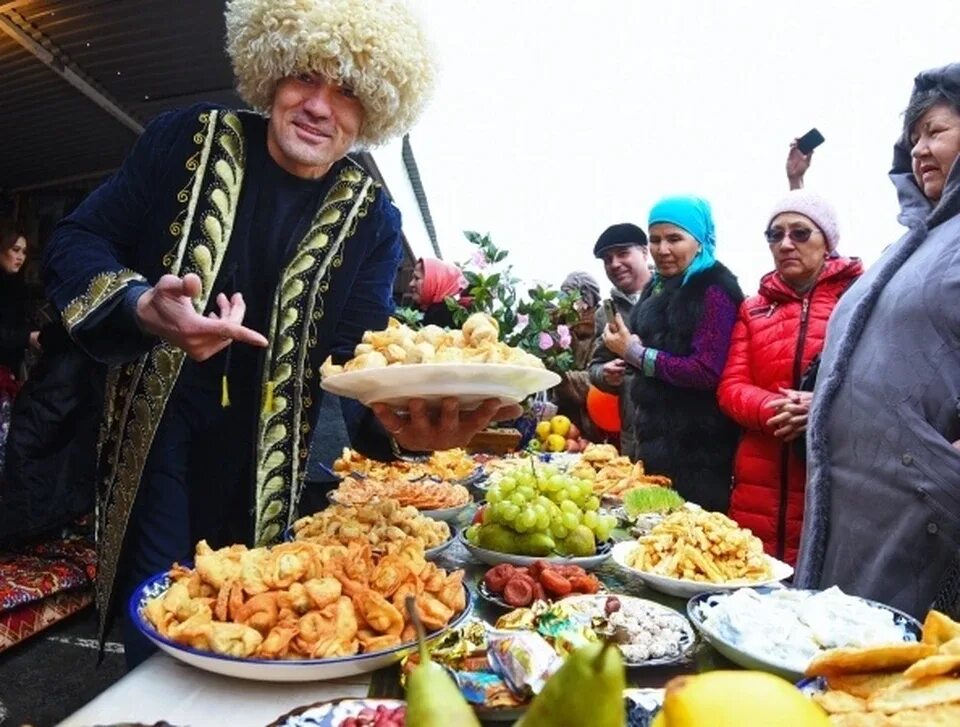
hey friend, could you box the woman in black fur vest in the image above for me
[603,195,743,512]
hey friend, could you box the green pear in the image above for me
[478,523,519,553]
[404,597,481,727]
[516,532,556,556]
[559,525,596,557]
[515,641,626,727]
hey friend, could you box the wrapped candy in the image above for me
[486,628,562,697]
[534,602,598,656]
[455,670,521,708]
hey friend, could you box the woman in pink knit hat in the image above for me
[717,190,862,565]
[406,257,469,327]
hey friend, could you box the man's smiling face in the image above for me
[267,74,365,179]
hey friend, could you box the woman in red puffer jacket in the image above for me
[718,191,862,565]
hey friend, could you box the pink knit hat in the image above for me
[768,190,840,253]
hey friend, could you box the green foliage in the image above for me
[444,231,582,373]
[393,306,424,327]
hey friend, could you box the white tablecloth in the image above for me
[58,653,373,727]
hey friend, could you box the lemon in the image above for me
[545,433,567,452]
[550,415,572,437]
[536,421,552,442]
[655,671,829,727]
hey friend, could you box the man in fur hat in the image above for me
[43,0,513,664]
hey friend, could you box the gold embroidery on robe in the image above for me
[252,165,377,545]
[62,269,146,333]
[94,109,245,639]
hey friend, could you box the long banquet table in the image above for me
[59,533,740,726]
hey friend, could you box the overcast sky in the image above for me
[376,0,959,296]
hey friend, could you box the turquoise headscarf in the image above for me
[648,195,717,285]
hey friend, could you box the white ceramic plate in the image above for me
[624,688,665,724]
[457,529,612,570]
[424,532,457,559]
[268,698,405,727]
[325,490,474,525]
[611,540,793,598]
[421,501,474,524]
[130,572,473,682]
[320,363,560,409]
[561,593,697,667]
[686,587,923,682]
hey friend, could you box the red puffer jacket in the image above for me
[717,257,862,565]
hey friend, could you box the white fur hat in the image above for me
[225,0,436,147]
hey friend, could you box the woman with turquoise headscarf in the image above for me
[603,195,743,511]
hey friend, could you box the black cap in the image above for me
[593,223,647,258]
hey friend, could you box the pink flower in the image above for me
[515,313,529,331]
[557,324,572,350]
[470,250,489,269]
[537,331,554,351]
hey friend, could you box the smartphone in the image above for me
[796,128,825,155]
[603,299,617,325]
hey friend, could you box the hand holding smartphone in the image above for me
[603,299,618,328]
[796,128,825,155]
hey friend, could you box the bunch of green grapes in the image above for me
[484,464,617,541]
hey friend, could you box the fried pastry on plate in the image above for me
[806,642,936,677]
[825,672,909,700]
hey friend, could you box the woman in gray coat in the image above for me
[795,62,960,618]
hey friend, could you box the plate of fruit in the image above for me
[460,462,617,569]
[459,530,614,569]
[530,414,591,454]
[268,699,406,727]
[478,561,604,608]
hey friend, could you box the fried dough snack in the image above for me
[292,499,450,551]
[334,447,477,482]
[582,458,673,499]
[331,475,471,511]
[806,610,960,725]
[578,443,620,465]
[142,538,466,661]
[320,313,545,377]
[626,508,773,583]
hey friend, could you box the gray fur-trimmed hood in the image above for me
[891,62,960,229]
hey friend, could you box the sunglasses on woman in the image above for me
[765,227,819,244]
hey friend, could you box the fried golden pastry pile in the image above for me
[331,475,471,511]
[808,611,960,725]
[320,313,544,376]
[570,447,672,500]
[626,508,773,583]
[292,499,450,551]
[334,447,477,482]
[143,538,466,660]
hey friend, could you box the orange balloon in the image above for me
[586,385,621,432]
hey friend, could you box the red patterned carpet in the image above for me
[0,533,96,652]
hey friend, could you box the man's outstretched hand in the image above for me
[135,273,268,361]
[372,397,524,453]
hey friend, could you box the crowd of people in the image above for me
[535,60,960,625]
[0,0,958,671]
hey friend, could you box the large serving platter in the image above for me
[610,540,793,598]
[320,363,560,409]
[686,587,923,682]
[130,572,473,682]
[457,529,613,570]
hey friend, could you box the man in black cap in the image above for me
[587,223,651,458]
